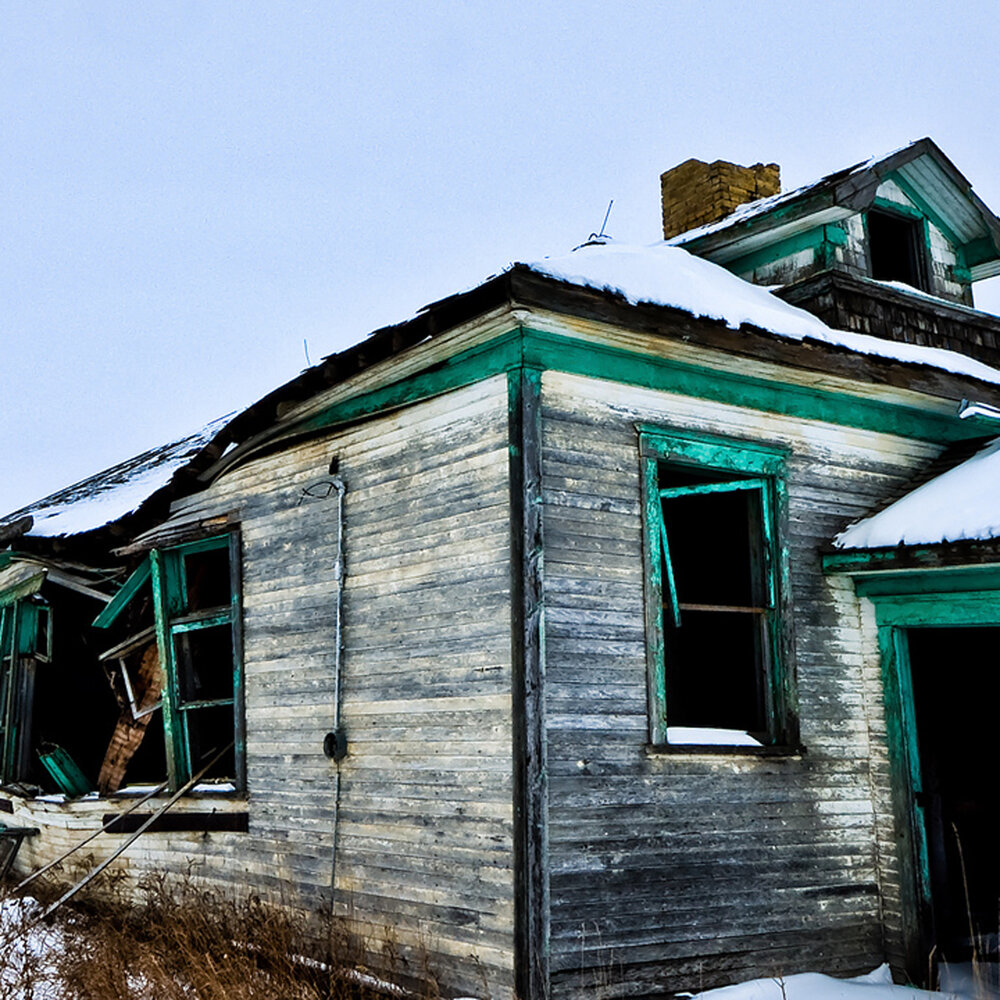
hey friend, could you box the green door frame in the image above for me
[852,568,1000,972]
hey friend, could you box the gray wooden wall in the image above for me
[538,368,939,999]
[14,376,516,1000]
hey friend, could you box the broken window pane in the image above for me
[182,547,232,614]
[183,704,237,781]
[173,624,235,705]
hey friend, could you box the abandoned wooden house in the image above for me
[2,136,1000,999]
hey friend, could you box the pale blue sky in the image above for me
[3,1,1000,516]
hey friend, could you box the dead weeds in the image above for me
[1,871,431,1000]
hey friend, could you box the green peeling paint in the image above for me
[884,173,963,250]
[726,223,847,276]
[284,326,995,451]
[959,237,1000,270]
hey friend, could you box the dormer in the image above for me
[663,140,1000,365]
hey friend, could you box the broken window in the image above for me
[0,574,115,791]
[94,533,243,793]
[867,207,928,291]
[640,428,793,748]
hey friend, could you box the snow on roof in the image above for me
[520,241,1000,386]
[4,415,231,539]
[836,436,1000,549]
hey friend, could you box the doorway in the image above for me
[906,626,1000,961]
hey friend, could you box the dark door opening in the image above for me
[907,626,1000,961]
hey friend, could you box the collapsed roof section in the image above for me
[2,415,232,544]
[667,138,1000,283]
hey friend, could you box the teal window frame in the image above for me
[0,578,53,782]
[638,426,795,748]
[94,532,245,793]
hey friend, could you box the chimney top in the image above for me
[661,158,780,240]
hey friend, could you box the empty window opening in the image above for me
[868,208,927,290]
[658,470,774,736]
[907,626,1000,961]
[0,588,118,794]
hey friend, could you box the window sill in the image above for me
[645,742,805,757]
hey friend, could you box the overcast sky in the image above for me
[3,1,1000,517]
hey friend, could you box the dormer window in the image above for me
[867,208,928,291]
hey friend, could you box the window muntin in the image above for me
[640,428,791,748]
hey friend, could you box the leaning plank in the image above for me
[39,743,233,921]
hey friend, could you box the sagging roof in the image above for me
[667,138,1000,282]
[2,415,231,540]
[8,242,1000,546]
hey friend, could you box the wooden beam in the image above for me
[508,364,550,1000]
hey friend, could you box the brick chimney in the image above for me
[661,158,781,239]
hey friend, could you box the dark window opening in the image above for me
[907,626,1000,961]
[0,588,119,793]
[174,625,235,705]
[868,208,927,290]
[654,459,779,744]
[181,547,231,614]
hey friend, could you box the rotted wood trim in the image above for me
[509,365,550,1000]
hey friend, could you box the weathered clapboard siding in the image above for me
[14,376,515,1000]
[539,369,942,998]
[329,375,515,998]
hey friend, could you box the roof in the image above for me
[2,415,232,539]
[520,241,1000,385]
[835,434,1000,549]
[667,138,1000,281]
[9,241,1000,544]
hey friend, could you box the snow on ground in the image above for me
[688,964,998,1000]
[520,241,1000,386]
[835,437,1000,548]
[0,896,63,1000]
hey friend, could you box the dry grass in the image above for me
[0,873,435,1000]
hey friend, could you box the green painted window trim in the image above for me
[638,425,795,747]
[0,593,51,783]
[94,533,244,793]
[93,560,151,629]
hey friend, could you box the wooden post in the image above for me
[508,364,550,1000]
